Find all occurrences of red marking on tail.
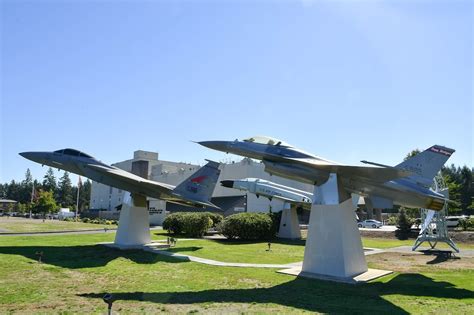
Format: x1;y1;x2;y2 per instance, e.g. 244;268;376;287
191;175;207;183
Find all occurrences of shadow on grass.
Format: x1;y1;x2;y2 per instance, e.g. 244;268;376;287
78;273;474;314
0;245;185;268
420;250;462;265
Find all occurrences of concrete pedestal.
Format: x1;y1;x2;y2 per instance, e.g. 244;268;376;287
114;193;151;248
299;173;369;281
302;198;368;278
278;202;301;239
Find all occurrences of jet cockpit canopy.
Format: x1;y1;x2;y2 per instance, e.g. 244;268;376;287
242;136;291;147
54;148;93;158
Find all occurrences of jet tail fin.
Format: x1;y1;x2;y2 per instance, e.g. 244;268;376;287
395;145;455;187
172;160;221;205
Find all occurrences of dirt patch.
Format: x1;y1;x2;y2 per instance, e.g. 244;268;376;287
360;230;474;244
366;252;474;273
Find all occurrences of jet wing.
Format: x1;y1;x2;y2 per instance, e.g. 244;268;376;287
285;158;412;183
86;163;175;194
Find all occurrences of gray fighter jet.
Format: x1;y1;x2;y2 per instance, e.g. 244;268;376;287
19;148;220;208
198;136;454;211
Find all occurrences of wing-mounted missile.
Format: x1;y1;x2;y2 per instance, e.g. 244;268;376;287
221;178;312;204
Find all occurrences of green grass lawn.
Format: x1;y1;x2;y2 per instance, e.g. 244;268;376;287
0;217;115;233
0;233;472;314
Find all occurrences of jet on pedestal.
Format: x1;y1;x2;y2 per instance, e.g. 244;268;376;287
20;148;220;209
199;136;454;210
221;177;312;208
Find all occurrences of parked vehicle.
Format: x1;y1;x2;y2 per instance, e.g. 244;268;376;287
358;219;383;228
445;216;467;228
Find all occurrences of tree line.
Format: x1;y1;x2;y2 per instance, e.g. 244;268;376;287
0;168;91;215
441;164;474;213
0;157;472;215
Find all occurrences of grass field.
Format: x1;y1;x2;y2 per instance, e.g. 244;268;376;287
0;232;473;314
161;236;474;265
0;217;115;233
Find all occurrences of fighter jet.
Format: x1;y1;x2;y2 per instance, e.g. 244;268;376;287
19;148;220;208
221;177;313;206
198;136;455;211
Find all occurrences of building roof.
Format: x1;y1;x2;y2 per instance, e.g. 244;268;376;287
0;199;17;203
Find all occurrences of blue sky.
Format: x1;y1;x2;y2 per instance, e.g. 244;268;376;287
1;0;472;184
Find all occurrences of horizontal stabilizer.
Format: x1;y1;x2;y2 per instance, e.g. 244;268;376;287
286;158;412;183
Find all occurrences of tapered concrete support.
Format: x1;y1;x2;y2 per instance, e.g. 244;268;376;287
278;202;301;239
302;174;367;279
114;193;151;247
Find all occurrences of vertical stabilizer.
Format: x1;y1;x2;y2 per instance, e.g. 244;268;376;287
173;160;221;203
395;145;454;187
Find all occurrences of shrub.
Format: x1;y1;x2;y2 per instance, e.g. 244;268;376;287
219;212;273;240
395;208;413;240
163;212;213;237
386;215;398;226
182;213;213;237
201;212;223;228
459;218;474;231
268;211;282;236
163;213;186;234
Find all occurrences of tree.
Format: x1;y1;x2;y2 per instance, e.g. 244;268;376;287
42;168;57;193
459;166;473;212
18;169;34;204
33;190;57;216
58;172;74;208
395;208;412;240
78;179;91;210
404;149;421;161
6;180;21;202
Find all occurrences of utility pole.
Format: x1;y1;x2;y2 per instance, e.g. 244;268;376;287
75;176;81;220
29;182;34;219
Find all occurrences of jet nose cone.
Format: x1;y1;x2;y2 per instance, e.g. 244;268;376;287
220;180;234;188
19;151;46;164
19;151;35;160
198;141;230;152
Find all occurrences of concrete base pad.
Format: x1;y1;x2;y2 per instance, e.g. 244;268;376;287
277;266;393;284
101;241;170;251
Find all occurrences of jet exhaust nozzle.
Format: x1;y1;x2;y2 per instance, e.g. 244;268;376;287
220;180;234;188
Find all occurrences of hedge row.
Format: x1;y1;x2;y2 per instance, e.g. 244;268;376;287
63;217;118;225
219;212;277;240
163;211;282;240
163;212;222;237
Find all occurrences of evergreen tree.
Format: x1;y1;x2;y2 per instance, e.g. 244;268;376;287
459;166;472;212
395;208;412;240
6;180;21;202
79;179;92;210
42;168;57;193
0;184;5;198
404;149;421;161
58;172;74;207
18;169;34;203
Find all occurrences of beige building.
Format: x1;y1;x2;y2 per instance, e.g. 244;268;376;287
90;150;315;223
